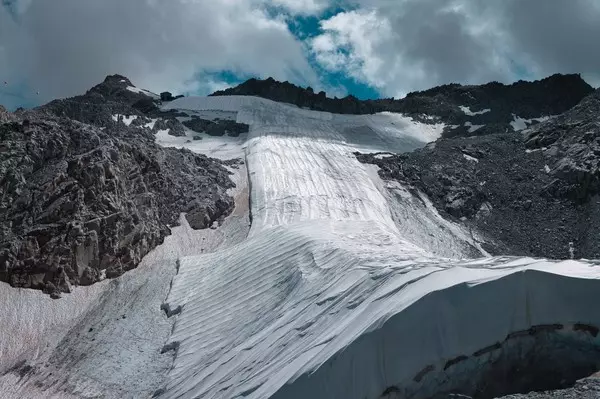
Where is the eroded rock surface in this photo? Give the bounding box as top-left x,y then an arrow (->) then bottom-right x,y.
182,116 -> 249,137
357,88 -> 600,260
0,76 -> 235,296
524,89 -> 600,203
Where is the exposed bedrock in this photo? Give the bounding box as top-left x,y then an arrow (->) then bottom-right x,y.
0,77 -> 236,296
182,115 -> 249,137
357,89 -> 600,260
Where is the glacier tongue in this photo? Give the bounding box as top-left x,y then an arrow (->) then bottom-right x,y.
160,96 -> 600,399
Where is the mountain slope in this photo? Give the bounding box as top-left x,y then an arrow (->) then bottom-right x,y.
211,74 -> 594,138
0,77 -> 235,296
1,75 -> 600,399
357,88 -> 600,260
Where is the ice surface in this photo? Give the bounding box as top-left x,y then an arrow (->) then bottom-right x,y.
459,105 -> 491,116
3,94 -> 599,399
154,125 -> 247,160
156,96 -> 600,399
144,118 -> 157,129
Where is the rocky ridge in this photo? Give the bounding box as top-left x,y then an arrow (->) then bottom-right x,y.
211,74 -> 593,138
357,88 -> 600,260
43,74 -> 188,137
0,76 -> 236,297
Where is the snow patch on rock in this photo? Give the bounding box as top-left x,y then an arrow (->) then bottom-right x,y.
465,121 -> 484,133
459,105 -> 491,116
112,114 -> 138,126
126,85 -> 160,99
463,154 -> 479,163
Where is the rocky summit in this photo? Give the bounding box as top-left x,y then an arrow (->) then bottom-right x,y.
0,76 -> 235,297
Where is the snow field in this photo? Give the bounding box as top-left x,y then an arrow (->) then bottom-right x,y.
158,95 -> 600,398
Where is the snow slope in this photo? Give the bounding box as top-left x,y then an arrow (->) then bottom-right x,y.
157,96 -> 600,399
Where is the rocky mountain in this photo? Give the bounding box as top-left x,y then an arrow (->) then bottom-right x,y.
0,76 -> 236,297
211,74 -> 593,137
357,87 -> 600,260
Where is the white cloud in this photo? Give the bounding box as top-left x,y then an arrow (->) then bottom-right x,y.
0,0 -> 320,106
311,0 -> 600,97
2,0 -> 599,109
311,9 -> 392,89
268,0 -> 329,15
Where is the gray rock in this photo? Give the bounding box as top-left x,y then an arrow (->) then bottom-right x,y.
182,116 -> 249,137
525,89 -> 600,202
497,374 -> 600,398
0,76 -> 236,297
153,118 -> 186,137
356,88 -> 600,260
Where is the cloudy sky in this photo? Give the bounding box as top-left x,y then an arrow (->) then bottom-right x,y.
1,0 -> 599,109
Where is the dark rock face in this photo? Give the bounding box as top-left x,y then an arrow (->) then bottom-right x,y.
524,89 -> 600,202
211,77 -> 379,114
212,74 -> 593,138
43,74 -> 187,138
161,92 -> 175,102
160,92 -> 184,102
0,77 -> 235,297
357,89 -> 600,260
182,116 -> 249,137
154,117 -> 186,137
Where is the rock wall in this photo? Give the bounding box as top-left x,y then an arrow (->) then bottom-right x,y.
0,77 -> 235,297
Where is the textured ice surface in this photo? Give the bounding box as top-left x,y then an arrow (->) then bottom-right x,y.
158,96 -> 600,399
2,95 -> 599,399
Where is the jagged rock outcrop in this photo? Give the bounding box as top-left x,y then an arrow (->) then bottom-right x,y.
0,77 -> 235,297
524,88 -> 600,202
357,88 -> 600,260
212,74 -> 593,138
211,77 -> 380,114
160,91 -> 184,102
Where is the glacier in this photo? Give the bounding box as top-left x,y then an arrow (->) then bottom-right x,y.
1,95 -> 599,399
159,96 -> 600,399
